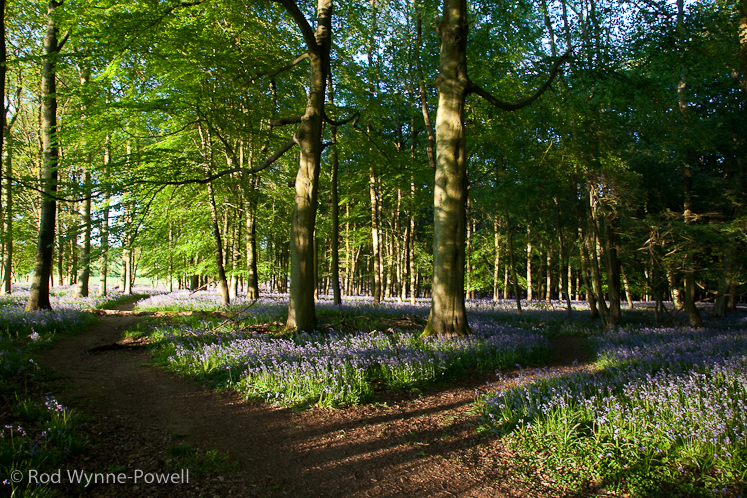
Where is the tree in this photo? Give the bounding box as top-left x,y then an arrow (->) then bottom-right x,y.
423,0 -> 565,336
26,0 -> 68,311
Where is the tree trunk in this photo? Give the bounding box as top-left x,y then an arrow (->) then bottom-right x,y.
328,84 -> 342,305
285,0 -> 332,332
622,266 -> 634,309
76,170 -> 91,297
423,0 -> 471,337
507,215 -> 522,314
545,250 -> 552,302
603,215 -> 621,323
677,0 -> 703,328
2,127 -> 12,295
98,144 -> 110,296
26,1 -> 65,311
369,163 -> 382,304
493,215 -> 500,300
208,183 -> 230,306
740,0 -> 747,95
526,226 -> 533,301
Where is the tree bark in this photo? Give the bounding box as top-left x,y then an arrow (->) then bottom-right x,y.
423,0 -> 471,337
328,76 -> 342,305
284,0 -> 332,332
369,162 -> 382,303
26,1 -> 66,311
507,215 -> 522,314
76,169 -> 91,297
98,143 -> 110,296
526,226 -> 533,301
244,174 -> 260,300
493,215 -> 500,300
208,183 -> 230,306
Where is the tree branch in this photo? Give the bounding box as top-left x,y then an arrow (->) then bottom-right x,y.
57,30 -> 70,51
132,138 -> 297,186
245,52 -> 309,84
467,52 -> 570,111
270,115 -> 303,126
324,110 -> 359,126
271,0 -> 319,57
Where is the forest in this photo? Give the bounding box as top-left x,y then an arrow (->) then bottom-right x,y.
2,0 -> 742,329
0,0 -> 746,496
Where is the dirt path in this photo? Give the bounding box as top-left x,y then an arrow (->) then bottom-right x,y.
41,304 -> 594,498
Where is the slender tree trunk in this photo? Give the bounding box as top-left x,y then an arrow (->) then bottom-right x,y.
423,0 -> 471,337
493,215 -> 500,300
579,228 -> 598,320
328,79 -> 342,305
245,176 -> 260,300
622,266 -> 633,309
369,163 -> 382,304
739,0 -> 747,95
208,183 -> 230,306
2,128 -> 12,295
76,169 -> 91,297
677,0 -> 703,327
414,0 -> 436,169
409,179 -> 416,304
526,226 -> 533,301
26,1 -> 66,311
507,215 -> 522,314
545,250 -> 552,302
98,143 -> 110,296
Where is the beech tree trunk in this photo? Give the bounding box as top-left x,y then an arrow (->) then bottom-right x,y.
328,78 -> 342,305
26,1 -> 66,311
507,215 -> 522,314
208,182 -> 230,306
284,0 -> 332,332
76,169 -> 91,297
423,0 -> 471,337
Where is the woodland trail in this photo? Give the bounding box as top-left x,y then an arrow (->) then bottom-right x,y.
40,301 -> 595,498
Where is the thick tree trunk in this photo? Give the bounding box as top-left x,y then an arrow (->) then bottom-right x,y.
603,216 -> 621,323
285,0 -> 331,332
26,1 -> 65,311
423,0 -> 471,337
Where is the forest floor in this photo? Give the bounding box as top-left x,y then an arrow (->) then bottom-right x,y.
40,301 -> 601,498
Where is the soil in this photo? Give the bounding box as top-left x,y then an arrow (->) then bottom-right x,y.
39,302 -> 599,498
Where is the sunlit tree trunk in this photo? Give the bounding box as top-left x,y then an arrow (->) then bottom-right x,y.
284,0 -> 331,332
423,0 -> 470,337
493,216 -> 500,301
328,82 -> 342,305
26,1 -> 67,311
98,142 -> 110,296
76,169 -> 91,297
